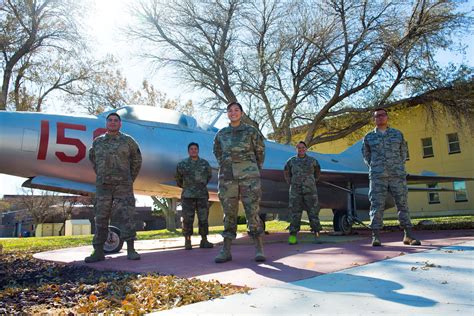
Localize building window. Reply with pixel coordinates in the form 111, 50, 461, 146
427, 184, 440, 204
454, 181, 468, 202
447, 133, 461, 154
421, 137, 434, 158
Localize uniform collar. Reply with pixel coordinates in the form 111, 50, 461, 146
373, 127, 391, 134
105, 131, 122, 138
228, 122, 245, 130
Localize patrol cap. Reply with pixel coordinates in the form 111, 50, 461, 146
226, 101, 243, 112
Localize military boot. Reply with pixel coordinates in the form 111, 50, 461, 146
126, 240, 141, 260
403, 228, 421, 246
184, 236, 192, 250
371, 230, 382, 247
288, 233, 298, 245
215, 238, 232, 263
85, 244, 105, 263
199, 235, 214, 249
254, 236, 266, 262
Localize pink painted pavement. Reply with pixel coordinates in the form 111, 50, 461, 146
34, 229, 474, 288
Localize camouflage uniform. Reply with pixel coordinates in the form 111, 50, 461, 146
362, 127, 413, 230
89, 132, 142, 246
213, 123, 265, 239
284, 155, 322, 234
175, 157, 212, 236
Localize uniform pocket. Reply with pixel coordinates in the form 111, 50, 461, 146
232, 161, 260, 178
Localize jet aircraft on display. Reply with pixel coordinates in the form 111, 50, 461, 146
0, 105, 468, 235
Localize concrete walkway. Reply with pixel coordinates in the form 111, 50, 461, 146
153, 239, 474, 315
34, 230, 473, 290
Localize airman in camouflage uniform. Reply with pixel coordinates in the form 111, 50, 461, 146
176, 142, 213, 250
213, 102, 266, 263
284, 141, 322, 244
362, 108, 420, 247
85, 112, 143, 263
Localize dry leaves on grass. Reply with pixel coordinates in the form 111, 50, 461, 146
0, 252, 249, 314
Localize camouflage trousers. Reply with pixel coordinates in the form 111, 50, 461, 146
181, 197, 210, 236
369, 176, 413, 230
218, 177, 264, 239
93, 184, 137, 246
288, 185, 321, 234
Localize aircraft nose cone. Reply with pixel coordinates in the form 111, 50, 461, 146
0, 111, 38, 177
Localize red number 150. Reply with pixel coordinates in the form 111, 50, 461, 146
37, 120, 87, 163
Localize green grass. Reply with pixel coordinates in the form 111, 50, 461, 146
1, 235, 93, 253
0, 216, 471, 253
365, 215, 474, 227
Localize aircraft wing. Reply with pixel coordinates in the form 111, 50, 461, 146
260, 169, 369, 186
261, 169, 473, 187
23, 176, 96, 196
406, 187, 455, 192
406, 174, 473, 184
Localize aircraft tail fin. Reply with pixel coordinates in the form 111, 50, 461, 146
340, 140, 363, 155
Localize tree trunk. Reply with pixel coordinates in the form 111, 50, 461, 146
0, 65, 13, 110
164, 199, 177, 232
151, 196, 177, 232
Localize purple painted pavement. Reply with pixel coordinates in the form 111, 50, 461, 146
34, 229, 473, 288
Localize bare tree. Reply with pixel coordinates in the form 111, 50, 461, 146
0, 0, 85, 110
63, 56, 138, 114
240, 0, 337, 142
128, 0, 471, 144
242, 0, 472, 144
300, 0, 471, 146
131, 80, 195, 115
129, 0, 242, 104
128, 0, 258, 124
16, 188, 60, 227
9, 50, 112, 112
66, 61, 195, 116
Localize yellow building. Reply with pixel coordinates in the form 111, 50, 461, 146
311, 104, 473, 218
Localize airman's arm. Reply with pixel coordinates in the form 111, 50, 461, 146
88, 144, 96, 174
362, 137, 371, 166
206, 161, 212, 184
400, 133, 408, 162
284, 161, 291, 184
254, 130, 265, 170
175, 163, 183, 188
129, 139, 142, 182
314, 160, 321, 181
213, 134, 223, 166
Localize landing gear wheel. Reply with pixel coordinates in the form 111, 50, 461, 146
103, 226, 124, 253
333, 212, 353, 235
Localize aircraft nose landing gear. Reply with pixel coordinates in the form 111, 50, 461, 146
333, 211, 353, 235
103, 226, 124, 253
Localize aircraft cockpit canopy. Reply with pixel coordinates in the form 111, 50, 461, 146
100, 105, 218, 132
